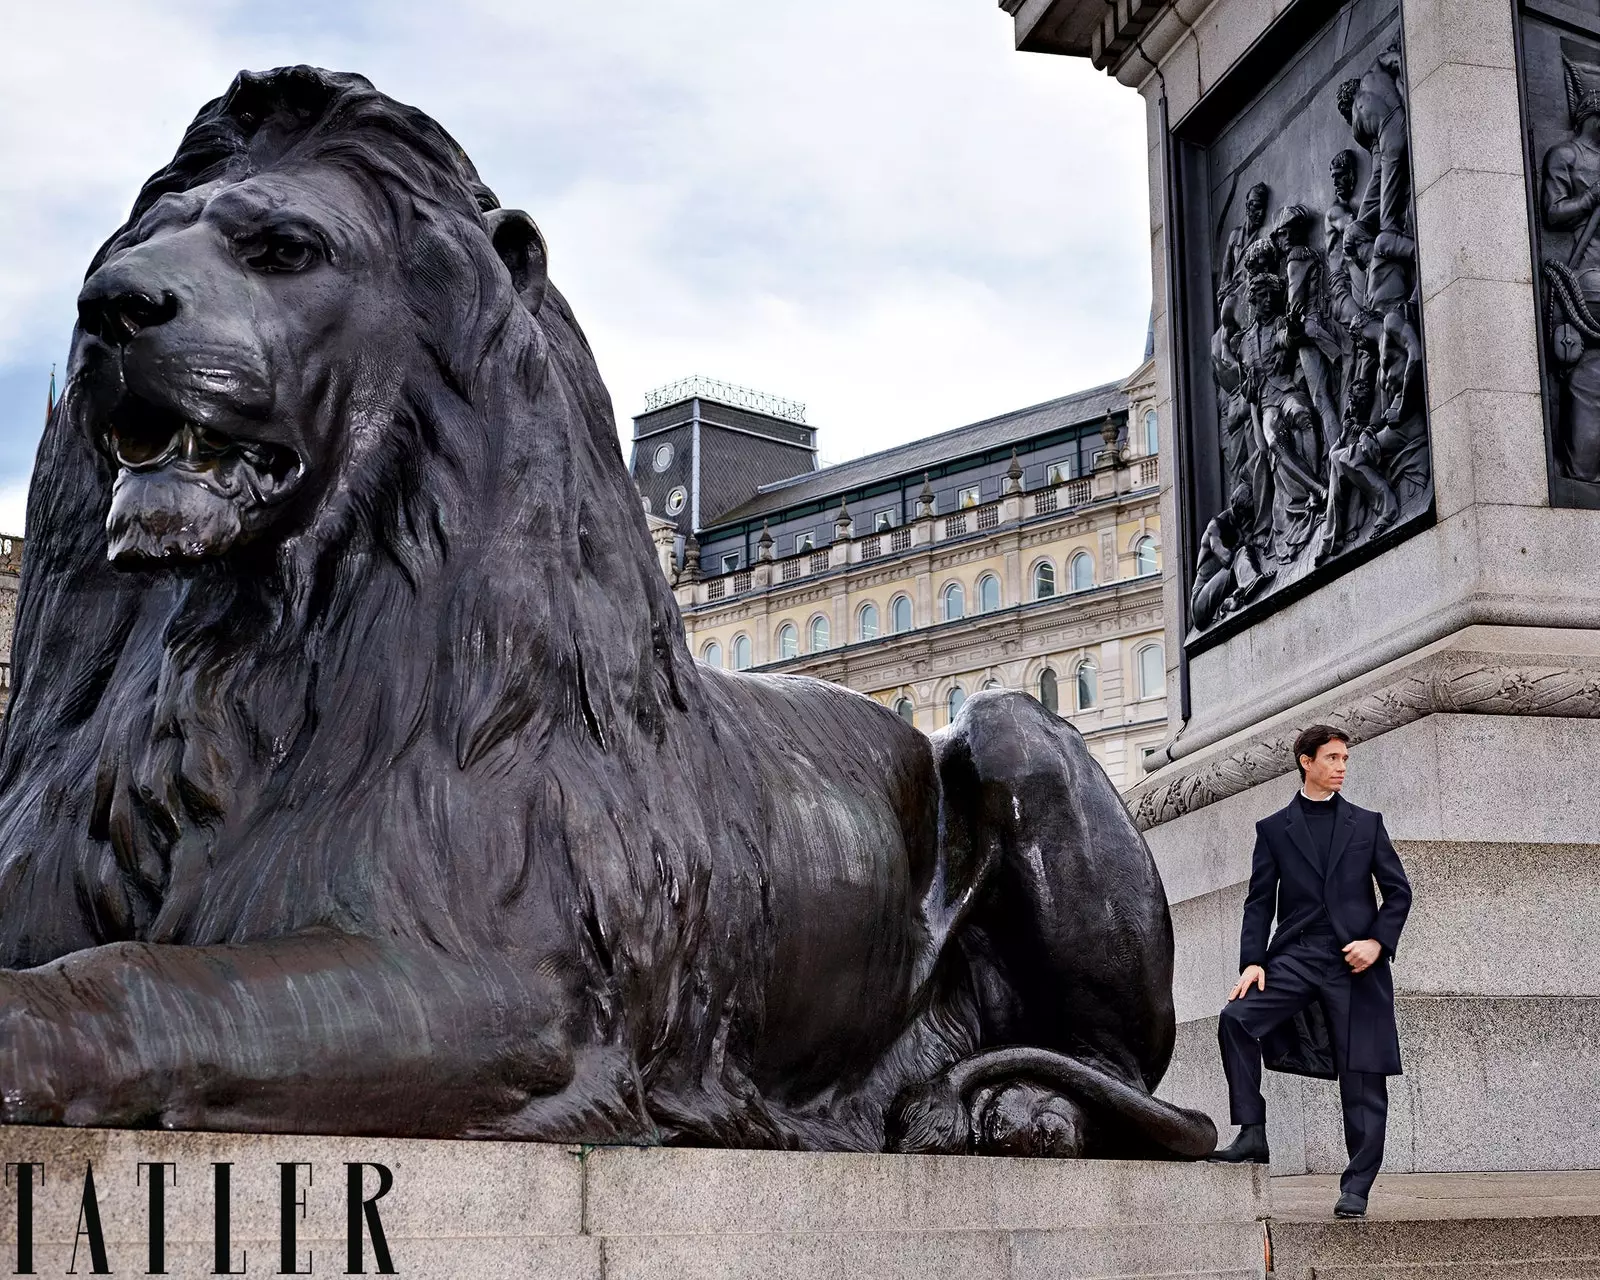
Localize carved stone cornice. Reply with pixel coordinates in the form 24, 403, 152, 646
1127, 646, 1600, 830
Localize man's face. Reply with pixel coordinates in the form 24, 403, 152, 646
1331, 161, 1355, 201
1250, 279, 1283, 319
1301, 740, 1349, 793
1246, 188, 1268, 226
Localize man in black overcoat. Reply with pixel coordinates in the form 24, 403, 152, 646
1208, 725, 1412, 1219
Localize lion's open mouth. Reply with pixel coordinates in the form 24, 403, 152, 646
101, 394, 303, 567
106, 395, 299, 492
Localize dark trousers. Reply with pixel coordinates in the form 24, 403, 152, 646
1217, 933, 1389, 1198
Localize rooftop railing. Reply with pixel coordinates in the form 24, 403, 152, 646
642, 376, 807, 424
680, 453, 1158, 609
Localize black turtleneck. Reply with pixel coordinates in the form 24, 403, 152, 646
1296, 790, 1338, 876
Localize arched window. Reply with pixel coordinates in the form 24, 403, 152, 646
1033, 561, 1056, 600
777, 623, 799, 660
702, 641, 723, 668
890, 595, 913, 634
809, 615, 830, 652
1076, 658, 1098, 710
981, 679, 1001, 691
977, 573, 1000, 613
1143, 408, 1159, 456
947, 686, 966, 721
942, 582, 965, 622
1070, 551, 1095, 592
1038, 667, 1059, 714
895, 698, 915, 724
1137, 643, 1165, 699
732, 634, 752, 671
1134, 536, 1158, 577
858, 602, 880, 642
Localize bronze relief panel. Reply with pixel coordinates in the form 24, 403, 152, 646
1519, 0, 1600, 505
1171, 0, 1434, 645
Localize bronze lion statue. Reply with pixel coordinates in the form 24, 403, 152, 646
0, 67, 1214, 1160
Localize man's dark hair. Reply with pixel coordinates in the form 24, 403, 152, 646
1293, 724, 1349, 779
1337, 78, 1360, 123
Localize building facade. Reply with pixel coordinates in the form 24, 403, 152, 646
630, 368, 1166, 790
0, 533, 20, 711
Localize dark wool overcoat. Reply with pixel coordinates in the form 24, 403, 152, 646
1239, 794, 1413, 1077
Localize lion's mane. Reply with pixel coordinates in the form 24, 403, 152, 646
0, 68, 710, 970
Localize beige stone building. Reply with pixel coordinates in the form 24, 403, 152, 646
631, 365, 1167, 790
0, 533, 20, 711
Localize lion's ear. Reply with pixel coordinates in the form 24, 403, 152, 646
486, 208, 549, 315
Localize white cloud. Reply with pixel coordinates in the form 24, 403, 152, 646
0, 0, 1149, 497
0, 480, 28, 539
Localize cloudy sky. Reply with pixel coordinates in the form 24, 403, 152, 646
0, 0, 1150, 535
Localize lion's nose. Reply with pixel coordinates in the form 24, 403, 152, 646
77, 286, 179, 345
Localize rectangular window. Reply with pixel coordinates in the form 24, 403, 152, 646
794, 532, 815, 554
874, 510, 894, 532
956, 485, 980, 509
1046, 461, 1073, 487
720, 552, 742, 574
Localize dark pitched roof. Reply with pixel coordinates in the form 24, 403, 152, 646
707, 380, 1126, 527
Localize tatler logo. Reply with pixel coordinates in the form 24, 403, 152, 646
4, 1161, 397, 1276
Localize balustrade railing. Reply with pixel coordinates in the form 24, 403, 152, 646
688, 459, 1149, 605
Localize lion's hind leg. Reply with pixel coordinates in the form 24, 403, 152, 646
923, 691, 1213, 1158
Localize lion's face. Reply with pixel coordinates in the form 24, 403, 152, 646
74, 165, 405, 566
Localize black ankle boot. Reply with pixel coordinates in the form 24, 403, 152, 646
1207, 1122, 1270, 1164
1334, 1190, 1368, 1218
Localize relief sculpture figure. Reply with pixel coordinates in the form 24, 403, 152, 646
1339, 42, 1410, 241
1237, 251, 1328, 556
1192, 33, 1430, 636
0, 67, 1216, 1162
1272, 203, 1342, 463
1540, 57, 1600, 482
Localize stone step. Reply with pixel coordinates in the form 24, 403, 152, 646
1291, 1263, 1600, 1279
1267, 1173, 1600, 1280
1273, 1216, 1600, 1273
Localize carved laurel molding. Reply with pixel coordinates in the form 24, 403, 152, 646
1129, 652, 1600, 829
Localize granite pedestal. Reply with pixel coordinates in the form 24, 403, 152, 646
0, 1127, 1268, 1279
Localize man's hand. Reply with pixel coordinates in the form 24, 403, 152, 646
1342, 939, 1382, 973
1229, 965, 1266, 1001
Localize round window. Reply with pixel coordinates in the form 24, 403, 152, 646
665, 487, 688, 516
653, 442, 675, 473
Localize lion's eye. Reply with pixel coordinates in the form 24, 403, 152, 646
240, 233, 318, 274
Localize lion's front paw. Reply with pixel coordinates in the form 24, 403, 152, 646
885, 1076, 969, 1154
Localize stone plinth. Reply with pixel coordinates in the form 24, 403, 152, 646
0, 1127, 1269, 1279
999, 0, 1600, 1194
1142, 636, 1600, 1172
